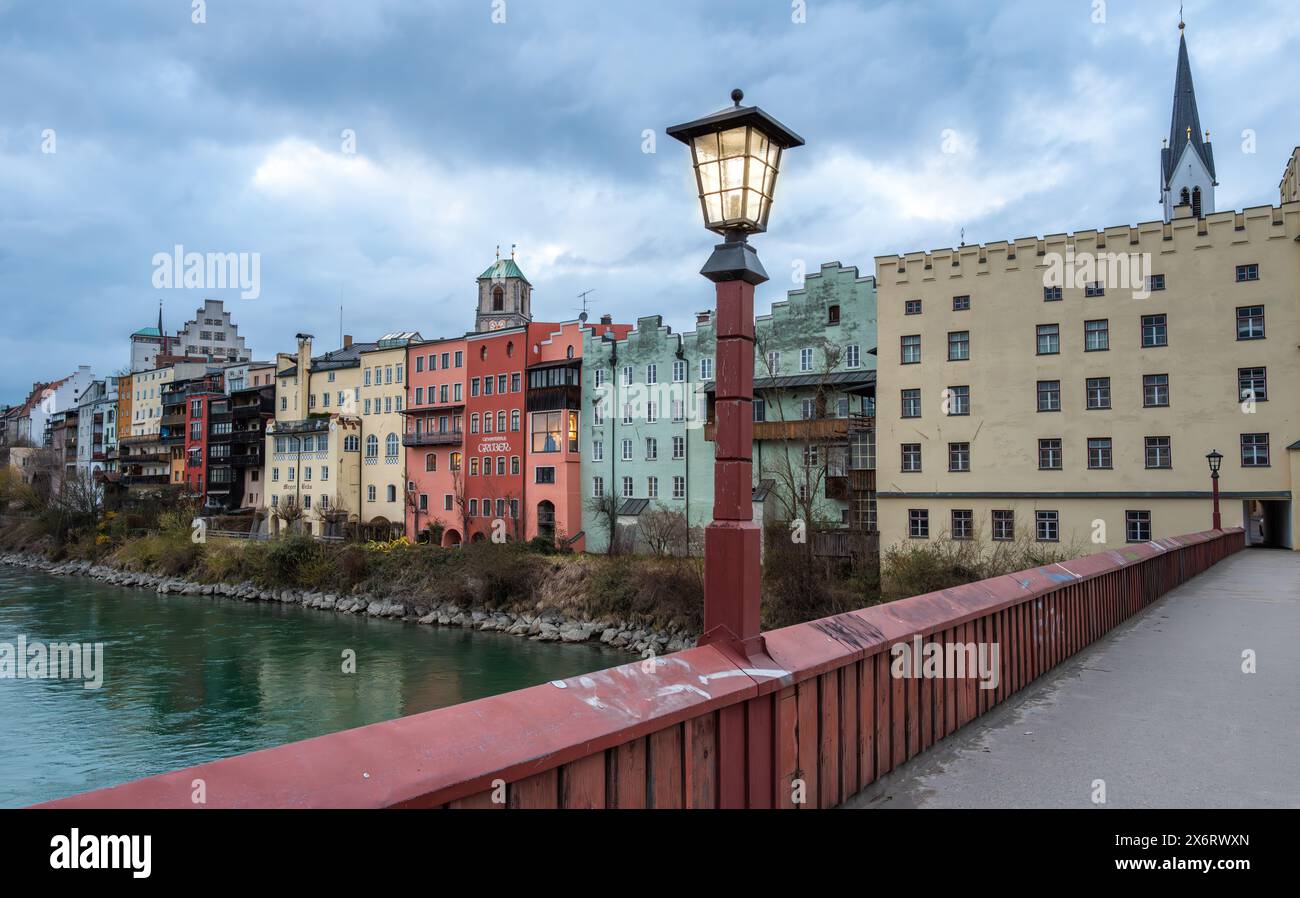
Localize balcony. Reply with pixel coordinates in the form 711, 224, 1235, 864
703, 415, 873, 442
122, 474, 170, 486
230, 453, 262, 467
403, 431, 463, 447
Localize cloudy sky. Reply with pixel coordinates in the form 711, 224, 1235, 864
1, 0, 1295, 400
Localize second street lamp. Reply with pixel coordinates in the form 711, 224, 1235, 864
1206, 449, 1223, 530
668, 91, 803, 661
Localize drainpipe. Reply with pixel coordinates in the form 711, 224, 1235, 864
675, 334, 689, 557
609, 339, 618, 554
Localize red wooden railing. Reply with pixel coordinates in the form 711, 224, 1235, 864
37, 528, 1243, 809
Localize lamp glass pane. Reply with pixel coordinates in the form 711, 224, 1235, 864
698, 160, 720, 193
693, 133, 719, 164
722, 189, 744, 221
745, 189, 764, 221
746, 160, 767, 193
762, 163, 776, 196
750, 129, 770, 162
704, 192, 723, 225
721, 156, 745, 190
720, 127, 747, 159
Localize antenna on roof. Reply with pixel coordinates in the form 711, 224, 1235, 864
959, 227, 966, 247
511, 243, 517, 260
577, 289, 596, 320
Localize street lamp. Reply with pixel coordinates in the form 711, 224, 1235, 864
668, 90, 803, 661
1206, 450, 1223, 530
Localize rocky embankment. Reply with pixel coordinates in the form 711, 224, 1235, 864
0, 553, 694, 656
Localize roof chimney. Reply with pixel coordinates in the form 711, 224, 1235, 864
696, 310, 712, 325
343, 334, 353, 348
600, 314, 613, 325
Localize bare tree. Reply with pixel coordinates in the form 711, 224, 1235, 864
638, 503, 690, 557
585, 491, 624, 555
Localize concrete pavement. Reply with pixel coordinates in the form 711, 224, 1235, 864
844, 548, 1300, 809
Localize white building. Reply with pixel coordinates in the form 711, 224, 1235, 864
176, 299, 252, 364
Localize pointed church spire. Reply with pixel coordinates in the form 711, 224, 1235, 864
1160, 17, 1216, 221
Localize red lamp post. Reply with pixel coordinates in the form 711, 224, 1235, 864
668, 90, 803, 663
1206, 449, 1223, 530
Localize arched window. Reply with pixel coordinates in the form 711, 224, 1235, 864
497, 411, 506, 432
1180, 187, 1190, 205
365, 434, 378, 458
386, 433, 399, 457
492, 286, 504, 311
1191, 186, 1203, 218
506, 341, 514, 357
425, 452, 436, 472
566, 344, 574, 359
387, 485, 397, 502
828, 304, 841, 324
480, 345, 487, 361
537, 500, 556, 535
450, 452, 462, 471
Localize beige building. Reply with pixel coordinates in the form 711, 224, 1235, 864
1281, 147, 1300, 205
266, 335, 366, 536
357, 335, 418, 537
874, 200, 1299, 554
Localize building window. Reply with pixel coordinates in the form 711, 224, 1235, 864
1087, 437, 1113, 469
1235, 305, 1265, 340
901, 335, 921, 364
1035, 511, 1059, 543
952, 294, 970, 311
765, 350, 781, 374
468, 499, 478, 517
845, 344, 860, 369
1038, 438, 1062, 470
1037, 380, 1061, 412
950, 509, 973, 540
646, 437, 657, 460
672, 360, 686, 382
904, 299, 922, 315
1240, 433, 1270, 467
647, 476, 658, 499
901, 389, 921, 418
594, 369, 606, 388
592, 476, 604, 498
1147, 274, 1166, 291
827, 304, 840, 324
1036, 324, 1059, 355
621, 439, 632, 461
1043, 285, 1062, 301
621, 366, 633, 387
1125, 510, 1152, 543
386, 433, 399, 457
948, 442, 970, 472
992, 510, 1014, 541
425, 453, 436, 472
752, 399, 765, 422
1084, 281, 1104, 297
799, 348, 814, 372
1235, 263, 1259, 282
646, 401, 658, 424
699, 358, 713, 380
908, 509, 929, 539
1084, 319, 1109, 351
365, 435, 379, 458
469, 457, 479, 476
672, 436, 685, 460
531, 410, 564, 452
901, 443, 922, 472
672, 476, 685, 500
622, 476, 634, 498
1238, 367, 1267, 402
1141, 314, 1167, 347
946, 385, 970, 416
1137, 373, 1170, 407
800, 399, 815, 420
1085, 377, 1111, 410
646, 363, 658, 385
535, 466, 556, 484
1145, 436, 1172, 469
947, 330, 970, 361
367, 485, 376, 502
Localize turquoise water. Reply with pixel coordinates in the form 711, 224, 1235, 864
0, 566, 622, 807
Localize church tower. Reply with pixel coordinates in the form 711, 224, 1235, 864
475, 245, 533, 332
1160, 18, 1216, 222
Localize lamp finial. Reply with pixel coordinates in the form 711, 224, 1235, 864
730, 88, 743, 107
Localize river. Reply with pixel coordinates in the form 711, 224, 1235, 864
0, 566, 624, 807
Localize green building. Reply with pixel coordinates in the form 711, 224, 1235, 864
580, 261, 877, 554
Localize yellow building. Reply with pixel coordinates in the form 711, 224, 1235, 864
265, 335, 365, 537
874, 200, 1299, 553
357, 334, 417, 537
